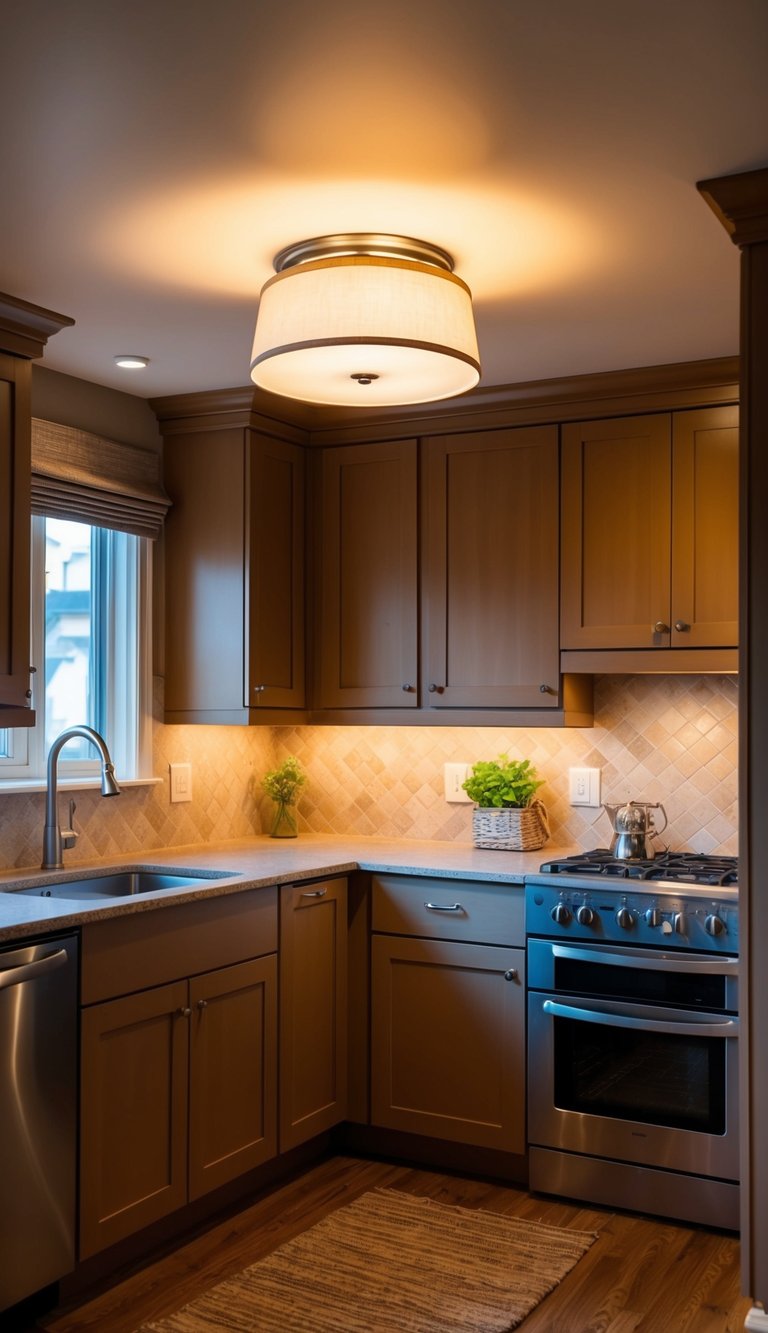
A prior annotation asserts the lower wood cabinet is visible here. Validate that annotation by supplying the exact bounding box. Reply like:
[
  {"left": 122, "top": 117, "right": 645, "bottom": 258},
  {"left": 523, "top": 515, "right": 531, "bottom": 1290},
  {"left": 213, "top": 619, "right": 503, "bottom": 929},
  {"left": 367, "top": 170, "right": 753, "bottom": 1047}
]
[
  {"left": 80, "top": 954, "right": 277, "bottom": 1258},
  {"left": 371, "top": 933, "right": 526, "bottom": 1153},
  {"left": 279, "top": 878, "right": 348, "bottom": 1150}
]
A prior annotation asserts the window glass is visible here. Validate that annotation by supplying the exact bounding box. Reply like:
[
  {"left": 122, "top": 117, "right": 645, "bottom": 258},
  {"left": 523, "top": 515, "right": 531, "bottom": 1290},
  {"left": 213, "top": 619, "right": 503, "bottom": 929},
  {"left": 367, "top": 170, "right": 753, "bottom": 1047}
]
[{"left": 44, "top": 519, "right": 94, "bottom": 758}]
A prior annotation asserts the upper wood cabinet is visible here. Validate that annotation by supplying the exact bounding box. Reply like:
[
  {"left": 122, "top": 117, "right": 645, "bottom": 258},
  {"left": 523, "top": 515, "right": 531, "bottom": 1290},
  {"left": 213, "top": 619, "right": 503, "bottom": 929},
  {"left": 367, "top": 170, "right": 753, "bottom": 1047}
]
[
  {"left": 561, "top": 407, "right": 738, "bottom": 652},
  {"left": 314, "top": 426, "right": 574, "bottom": 719},
  {"left": 0, "top": 295, "right": 72, "bottom": 724},
  {"left": 315, "top": 440, "right": 418, "bottom": 709},
  {"left": 163, "top": 427, "right": 305, "bottom": 722},
  {"left": 422, "top": 426, "right": 560, "bottom": 708}
]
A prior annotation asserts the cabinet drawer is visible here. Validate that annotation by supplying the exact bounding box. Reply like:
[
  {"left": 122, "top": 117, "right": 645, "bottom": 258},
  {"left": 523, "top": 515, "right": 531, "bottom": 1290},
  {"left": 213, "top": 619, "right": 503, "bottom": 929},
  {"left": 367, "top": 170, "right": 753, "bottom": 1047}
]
[
  {"left": 82, "top": 887, "right": 278, "bottom": 1003},
  {"left": 371, "top": 874, "right": 523, "bottom": 946}
]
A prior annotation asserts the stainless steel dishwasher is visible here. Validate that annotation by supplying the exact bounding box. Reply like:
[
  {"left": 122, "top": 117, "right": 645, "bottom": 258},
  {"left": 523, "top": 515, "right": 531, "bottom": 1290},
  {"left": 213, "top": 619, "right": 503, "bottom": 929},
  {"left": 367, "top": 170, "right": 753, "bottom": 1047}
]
[{"left": 0, "top": 933, "right": 78, "bottom": 1313}]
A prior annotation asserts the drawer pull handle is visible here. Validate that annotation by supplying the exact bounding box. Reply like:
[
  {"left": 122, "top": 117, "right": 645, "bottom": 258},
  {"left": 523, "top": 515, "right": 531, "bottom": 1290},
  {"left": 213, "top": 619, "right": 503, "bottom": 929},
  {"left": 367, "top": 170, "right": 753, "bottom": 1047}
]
[
  {"left": 424, "top": 902, "right": 463, "bottom": 912},
  {"left": 301, "top": 888, "right": 328, "bottom": 898},
  {"left": 504, "top": 969, "right": 518, "bottom": 981}
]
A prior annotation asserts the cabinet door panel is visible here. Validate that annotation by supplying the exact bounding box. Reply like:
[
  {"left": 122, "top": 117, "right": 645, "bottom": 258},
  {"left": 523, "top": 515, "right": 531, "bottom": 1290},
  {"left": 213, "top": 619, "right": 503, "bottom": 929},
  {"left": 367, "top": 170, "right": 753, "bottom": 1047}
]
[
  {"left": 247, "top": 434, "right": 305, "bottom": 707},
  {"left": 188, "top": 955, "right": 277, "bottom": 1200},
  {"left": 279, "top": 879, "right": 348, "bottom": 1150},
  {"left": 423, "top": 427, "right": 559, "bottom": 707},
  {"left": 561, "top": 415, "right": 672, "bottom": 648},
  {"left": 318, "top": 441, "right": 418, "bottom": 707},
  {"left": 371, "top": 935, "right": 525, "bottom": 1152},
  {"left": 671, "top": 406, "right": 738, "bottom": 647},
  {"left": 80, "top": 981, "right": 189, "bottom": 1258},
  {"left": 0, "top": 354, "right": 33, "bottom": 719}
]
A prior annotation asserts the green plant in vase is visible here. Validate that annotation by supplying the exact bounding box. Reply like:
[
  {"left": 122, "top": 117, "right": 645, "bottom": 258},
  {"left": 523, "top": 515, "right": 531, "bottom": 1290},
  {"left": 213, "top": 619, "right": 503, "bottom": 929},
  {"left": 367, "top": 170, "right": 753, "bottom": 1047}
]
[
  {"left": 261, "top": 755, "right": 306, "bottom": 838},
  {"left": 462, "top": 754, "right": 543, "bottom": 808}
]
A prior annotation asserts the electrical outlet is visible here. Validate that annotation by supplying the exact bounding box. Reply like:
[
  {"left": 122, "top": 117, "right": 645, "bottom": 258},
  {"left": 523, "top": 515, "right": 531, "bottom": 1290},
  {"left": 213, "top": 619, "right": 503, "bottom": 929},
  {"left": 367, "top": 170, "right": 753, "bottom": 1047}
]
[
  {"left": 569, "top": 766, "right": 601, "bottom": 807},
  {"left": 170, "top": 762, "right": 192, "bottom": 803},
  {"left": 444, "top": 762, "right": 472, "bottom": 803}
]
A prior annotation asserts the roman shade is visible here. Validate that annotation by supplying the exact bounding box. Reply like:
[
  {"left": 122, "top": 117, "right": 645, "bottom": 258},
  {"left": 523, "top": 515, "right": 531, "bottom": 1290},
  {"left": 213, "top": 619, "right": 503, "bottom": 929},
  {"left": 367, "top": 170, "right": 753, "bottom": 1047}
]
[{"left": 31, "top": 418, "right": 170, "bottom": 539}]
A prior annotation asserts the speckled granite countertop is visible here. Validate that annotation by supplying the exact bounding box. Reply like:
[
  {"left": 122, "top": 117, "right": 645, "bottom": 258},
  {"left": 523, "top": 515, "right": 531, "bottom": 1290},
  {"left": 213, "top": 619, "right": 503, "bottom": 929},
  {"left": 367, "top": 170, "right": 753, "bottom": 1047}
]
[{"left": 0, "top": 834, "right": 578, "bottom": 942}]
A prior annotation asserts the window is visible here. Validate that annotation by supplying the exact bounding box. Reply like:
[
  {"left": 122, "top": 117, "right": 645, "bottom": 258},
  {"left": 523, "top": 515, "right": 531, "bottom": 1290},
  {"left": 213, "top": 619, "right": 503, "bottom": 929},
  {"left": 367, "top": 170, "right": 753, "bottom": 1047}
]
[{"left": 0, "top": 516, "right": 151, "bottom": 784}]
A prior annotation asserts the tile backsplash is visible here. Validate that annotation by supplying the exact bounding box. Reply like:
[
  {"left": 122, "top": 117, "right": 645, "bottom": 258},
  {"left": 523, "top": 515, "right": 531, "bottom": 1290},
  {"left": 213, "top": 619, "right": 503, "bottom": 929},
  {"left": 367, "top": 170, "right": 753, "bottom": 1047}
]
[{"left": 0, "top": 674, "right": 738, "bottom": 870}]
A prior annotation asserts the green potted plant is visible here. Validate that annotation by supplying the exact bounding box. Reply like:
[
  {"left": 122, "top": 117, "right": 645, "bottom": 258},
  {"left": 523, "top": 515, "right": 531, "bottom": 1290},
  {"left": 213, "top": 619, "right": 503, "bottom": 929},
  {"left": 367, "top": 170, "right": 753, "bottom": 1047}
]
[
  {"left": 261, "top": 755, "right": 306, "bottom": 838},
  {"left": 462, "top": 753, "right": 549, "bottom": 851}
]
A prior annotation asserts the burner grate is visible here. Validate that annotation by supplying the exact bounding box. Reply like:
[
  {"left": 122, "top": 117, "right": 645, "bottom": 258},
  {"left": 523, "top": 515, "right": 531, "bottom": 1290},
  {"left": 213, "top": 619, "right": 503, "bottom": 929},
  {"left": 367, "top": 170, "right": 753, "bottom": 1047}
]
[{"left": 539, "top": 848, "right": 738, "bottom": 887}]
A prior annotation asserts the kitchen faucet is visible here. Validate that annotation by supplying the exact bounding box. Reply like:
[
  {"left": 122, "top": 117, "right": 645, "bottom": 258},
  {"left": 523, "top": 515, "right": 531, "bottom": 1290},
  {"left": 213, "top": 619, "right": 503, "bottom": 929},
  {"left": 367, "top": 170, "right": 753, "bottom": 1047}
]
[{"left": 42, "top": 725, "right": 121, "bottom": 869}]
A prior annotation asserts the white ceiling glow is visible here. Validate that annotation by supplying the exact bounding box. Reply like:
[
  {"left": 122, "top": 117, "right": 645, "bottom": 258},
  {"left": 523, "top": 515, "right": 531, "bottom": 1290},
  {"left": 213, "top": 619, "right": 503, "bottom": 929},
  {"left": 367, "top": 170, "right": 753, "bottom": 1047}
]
[
  {"left": 113, "top": 355, "right": 149, "bottom": 370},
  {"left": 250, "top": 234, "right": 480, "bottom": 407}
]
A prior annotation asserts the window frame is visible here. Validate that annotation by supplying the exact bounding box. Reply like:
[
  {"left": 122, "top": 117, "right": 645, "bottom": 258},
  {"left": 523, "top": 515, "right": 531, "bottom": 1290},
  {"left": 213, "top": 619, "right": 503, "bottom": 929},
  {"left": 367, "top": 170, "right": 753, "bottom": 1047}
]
[{"left": 0, "top": 516, "right": 152, "bottom": 785}]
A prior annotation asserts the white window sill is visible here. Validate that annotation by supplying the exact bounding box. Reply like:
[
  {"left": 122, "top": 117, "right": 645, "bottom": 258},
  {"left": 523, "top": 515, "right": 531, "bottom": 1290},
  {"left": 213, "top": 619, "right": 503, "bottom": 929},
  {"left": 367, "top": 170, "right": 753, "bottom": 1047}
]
[{"left": 0, "top": 776, "right": 164, "bottom": 795}]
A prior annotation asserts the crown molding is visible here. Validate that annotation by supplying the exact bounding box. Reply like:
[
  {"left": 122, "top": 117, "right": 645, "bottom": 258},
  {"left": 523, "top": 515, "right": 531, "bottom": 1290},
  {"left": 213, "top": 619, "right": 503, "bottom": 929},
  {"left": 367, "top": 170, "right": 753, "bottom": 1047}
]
[
  {"left": 698, "top": 166, "right": 768, "bottom": 247},
  {"left": 149, "top": 356, "right": 739, "bottom": 443},
  {"left": 0, "top": 292, "right": 74, "bottom": 361}
]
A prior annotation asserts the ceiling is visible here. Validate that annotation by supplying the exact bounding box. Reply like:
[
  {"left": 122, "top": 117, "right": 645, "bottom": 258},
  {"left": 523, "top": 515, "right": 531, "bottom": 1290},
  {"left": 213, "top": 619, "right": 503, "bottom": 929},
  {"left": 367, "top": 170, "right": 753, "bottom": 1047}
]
[{"left": 2, "top": 0, "right": 767, "bottom": 403}]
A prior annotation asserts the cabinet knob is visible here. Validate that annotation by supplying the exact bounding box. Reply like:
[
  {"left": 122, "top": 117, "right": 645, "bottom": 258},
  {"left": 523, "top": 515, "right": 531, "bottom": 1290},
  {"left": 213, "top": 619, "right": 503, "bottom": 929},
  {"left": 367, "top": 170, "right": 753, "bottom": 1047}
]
[
  {"left": 197, "top": 998, "right": 208, "bottom": 1010},
  {"left": 178, "top": 1006, "right": 192, "bottom": 1018},
  {"left": 402, "top": 683, "right": 414, "bottom": 692},
  {"left": 504, "top": 969, "right": 518, "bottom": 981},
  {"left": 539, "top": 683, "right": 554, "bottom": 695},
  {"left": 428, "top": 683, "right": 443, "bottom": 693},
  {"left": 674, "top": 620, "right": 691, "bottom": 633},
  {"left": 653, "top": 622, "right": 670, "bottom": 634},
  {"left": 253, "top": 684, "right": 266, "bottom": 694}
]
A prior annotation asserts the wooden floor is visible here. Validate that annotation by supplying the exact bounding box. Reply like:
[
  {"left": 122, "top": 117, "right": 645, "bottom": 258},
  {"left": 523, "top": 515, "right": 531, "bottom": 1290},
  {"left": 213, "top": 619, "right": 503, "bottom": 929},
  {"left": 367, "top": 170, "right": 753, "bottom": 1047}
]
[{"left": 34, "top": 1154, "right": 751, "bottom": 1333}]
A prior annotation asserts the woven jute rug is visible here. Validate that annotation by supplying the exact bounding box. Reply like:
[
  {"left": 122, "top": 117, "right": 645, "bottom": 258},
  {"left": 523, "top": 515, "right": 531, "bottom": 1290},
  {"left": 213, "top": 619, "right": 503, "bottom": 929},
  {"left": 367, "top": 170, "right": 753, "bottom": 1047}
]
[{"left": 135, "top": 1187, "right": 596, "bottom": 1332}]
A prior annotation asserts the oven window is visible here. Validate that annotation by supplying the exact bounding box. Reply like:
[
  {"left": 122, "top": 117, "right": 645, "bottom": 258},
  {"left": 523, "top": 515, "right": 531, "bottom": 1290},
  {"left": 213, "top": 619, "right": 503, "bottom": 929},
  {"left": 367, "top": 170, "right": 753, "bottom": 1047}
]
[
  {"left": 553, "top": 1016, "right": 726, "bottom": 1134},
  {"left": 553, "top": 958, "right": 728, "bottom": 1011}
]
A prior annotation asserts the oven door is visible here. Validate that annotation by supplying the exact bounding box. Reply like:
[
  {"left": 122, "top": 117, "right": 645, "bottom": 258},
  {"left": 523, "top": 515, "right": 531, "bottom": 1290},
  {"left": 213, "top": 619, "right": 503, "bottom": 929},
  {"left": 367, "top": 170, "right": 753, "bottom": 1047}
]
[{"left": 528, "top": 951, "right": 739, "bottom": 1182}]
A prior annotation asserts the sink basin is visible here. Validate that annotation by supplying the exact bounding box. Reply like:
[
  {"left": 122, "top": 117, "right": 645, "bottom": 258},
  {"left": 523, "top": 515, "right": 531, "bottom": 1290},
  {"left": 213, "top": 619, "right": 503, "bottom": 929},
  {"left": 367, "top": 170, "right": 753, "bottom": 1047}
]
[{"left": 8, "top": 868, "right": 235, "bottom": 900}]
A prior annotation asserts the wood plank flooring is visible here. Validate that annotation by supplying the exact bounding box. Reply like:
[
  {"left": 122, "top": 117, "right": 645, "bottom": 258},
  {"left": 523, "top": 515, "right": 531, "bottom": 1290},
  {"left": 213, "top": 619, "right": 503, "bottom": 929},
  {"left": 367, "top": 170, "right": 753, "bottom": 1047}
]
[{"left": 35, "top": 1154, "right": 751, "bottom": 1333}]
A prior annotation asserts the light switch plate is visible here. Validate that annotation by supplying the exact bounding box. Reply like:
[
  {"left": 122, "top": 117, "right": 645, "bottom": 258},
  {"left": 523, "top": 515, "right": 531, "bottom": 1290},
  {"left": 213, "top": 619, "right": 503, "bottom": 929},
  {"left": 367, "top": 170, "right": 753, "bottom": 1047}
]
[
  {"left": 170, "top": 762, "right": 192, "bottom": 803},
  {"left": 569, "top": 766, "right": 601, "bottom": 807},
  {"left": 444, "top": 762, "right": 472, "bottom": 803}
]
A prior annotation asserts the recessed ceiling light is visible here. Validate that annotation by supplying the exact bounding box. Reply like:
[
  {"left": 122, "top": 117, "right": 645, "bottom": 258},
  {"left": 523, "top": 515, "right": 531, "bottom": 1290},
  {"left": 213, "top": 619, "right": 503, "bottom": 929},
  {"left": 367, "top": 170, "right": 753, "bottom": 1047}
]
[{"left": 114, "top": 354, "right": 149, "bottom": 369}]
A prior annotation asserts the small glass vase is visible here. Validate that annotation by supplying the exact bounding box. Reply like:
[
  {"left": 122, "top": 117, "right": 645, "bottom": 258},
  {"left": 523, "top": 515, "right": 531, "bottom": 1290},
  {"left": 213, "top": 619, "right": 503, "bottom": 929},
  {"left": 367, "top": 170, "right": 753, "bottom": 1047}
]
[{"left": 270, "top": 798, "right": 298, "bottom": 838}]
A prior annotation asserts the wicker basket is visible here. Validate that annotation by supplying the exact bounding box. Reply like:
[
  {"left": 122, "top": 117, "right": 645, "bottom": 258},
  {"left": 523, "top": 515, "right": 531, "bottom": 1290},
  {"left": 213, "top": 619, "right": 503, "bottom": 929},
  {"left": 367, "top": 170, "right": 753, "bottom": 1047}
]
[{"left": 471, "top": 799, "right": 550, "bottom": 851}]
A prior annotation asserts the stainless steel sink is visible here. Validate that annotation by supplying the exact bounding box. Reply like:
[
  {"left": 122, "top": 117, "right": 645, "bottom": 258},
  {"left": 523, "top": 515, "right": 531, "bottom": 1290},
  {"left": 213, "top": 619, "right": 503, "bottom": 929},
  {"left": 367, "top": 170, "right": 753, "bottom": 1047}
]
[{"left": 8, "top": 869, "right": 235, "bottom": 900}]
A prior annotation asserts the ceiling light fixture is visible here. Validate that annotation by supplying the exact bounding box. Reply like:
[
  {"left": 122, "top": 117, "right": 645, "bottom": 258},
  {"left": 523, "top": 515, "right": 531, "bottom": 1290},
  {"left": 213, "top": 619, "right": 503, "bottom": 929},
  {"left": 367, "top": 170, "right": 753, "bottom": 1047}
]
[
  {"left": 114, "top": 354, "right": 149, "bottom": 369},
  {"left": 250, "top": 234, "right": 480, "bottom": 407}
]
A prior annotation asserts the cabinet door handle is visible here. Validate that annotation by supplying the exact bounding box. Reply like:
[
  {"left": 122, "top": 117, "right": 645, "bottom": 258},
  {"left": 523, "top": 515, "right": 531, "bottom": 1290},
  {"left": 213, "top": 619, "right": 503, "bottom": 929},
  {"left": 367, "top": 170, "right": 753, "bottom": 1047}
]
[
  {"left": 301, "top": 888, "right": 327, "bottom": 898},
  {"left": 402, "top": 683, "right": 414, "bottom": 692},
  {"left": 197, "top": 999, "right": 208, "bottom": 1010},
  {"left": 504, "top": 969, "right": 518, "bottom": 981},
  {"left": 674, "top": 620, "right": 691, "bottom": 632},
  {"left": 428, "top": 683, "right": 443, "bottom": 694},
  {"left": 424, "top": 902, "right": 463, "bottom": 912},
  {"left": 653, "top": 622, "right": 670, "bottom": 634},
  {"left": 178, "top": 1007, "right": 191, "bottom": 1018},
  {"left": 253, "top": 684, "right": 266, "bottom": 694}
]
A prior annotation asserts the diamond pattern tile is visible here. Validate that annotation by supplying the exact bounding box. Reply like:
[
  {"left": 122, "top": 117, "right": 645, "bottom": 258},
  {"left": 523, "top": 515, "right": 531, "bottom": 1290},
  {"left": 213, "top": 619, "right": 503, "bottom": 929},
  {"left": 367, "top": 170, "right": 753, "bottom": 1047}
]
[{"left": 0, "top": 674, "right": 738, "bottom": 870}]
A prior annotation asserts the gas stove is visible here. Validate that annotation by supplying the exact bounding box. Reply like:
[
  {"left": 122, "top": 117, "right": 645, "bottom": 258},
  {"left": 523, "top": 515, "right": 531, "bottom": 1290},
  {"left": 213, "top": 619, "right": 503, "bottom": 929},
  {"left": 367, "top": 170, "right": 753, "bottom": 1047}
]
[
  {"left": 527, "top": 848, "right": 739, "bottom": 953},
  {"left": 539, "top": 848, "right": 738, "bottom": 887}
]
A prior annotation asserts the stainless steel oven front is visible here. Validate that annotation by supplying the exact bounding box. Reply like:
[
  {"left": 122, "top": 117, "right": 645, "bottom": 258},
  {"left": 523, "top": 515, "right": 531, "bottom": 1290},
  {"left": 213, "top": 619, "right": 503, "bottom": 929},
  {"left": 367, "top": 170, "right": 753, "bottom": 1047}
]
[{"left": 527, "top": 935, "right": 740, "bottom": 1230}]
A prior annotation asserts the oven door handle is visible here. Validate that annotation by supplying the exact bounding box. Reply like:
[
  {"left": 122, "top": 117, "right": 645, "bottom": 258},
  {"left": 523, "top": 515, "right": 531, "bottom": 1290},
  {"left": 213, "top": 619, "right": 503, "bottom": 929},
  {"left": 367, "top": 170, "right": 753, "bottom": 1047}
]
[
  {"left": 550, "top": 943, "right": 739, "bottom": 976},
  {"left": 542, "top": 998, "right": 740, "bottom": 1039}
]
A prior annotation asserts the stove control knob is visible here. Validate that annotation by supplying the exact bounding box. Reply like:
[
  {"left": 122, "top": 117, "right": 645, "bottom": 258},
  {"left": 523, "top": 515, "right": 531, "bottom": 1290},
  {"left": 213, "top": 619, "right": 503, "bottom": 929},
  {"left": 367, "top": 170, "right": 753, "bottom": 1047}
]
[
  {"left": 673, "top": 912, "right": 687, "bottom": 935},
  {"left": 616, "top": 906, "right": 636, "bottom": 930},
  {"left": 645, "top": 907, "right": 663, "bottom": 927},
  {"left": 576, "top": 904, "right": 595, "bottom": 926},
  {"left": 551, "top": 901, "right": 572, "bottom": 926},
  {"left": 705, "top": 912, "right": 727, "bottom": 937}
]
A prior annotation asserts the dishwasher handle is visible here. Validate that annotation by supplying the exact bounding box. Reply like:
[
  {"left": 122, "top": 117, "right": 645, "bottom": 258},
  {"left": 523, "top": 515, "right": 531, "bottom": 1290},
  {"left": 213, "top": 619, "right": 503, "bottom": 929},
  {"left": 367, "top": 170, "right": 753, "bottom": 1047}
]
[{"left": 0, "top": 947, "right": 68, "bottom": 992}]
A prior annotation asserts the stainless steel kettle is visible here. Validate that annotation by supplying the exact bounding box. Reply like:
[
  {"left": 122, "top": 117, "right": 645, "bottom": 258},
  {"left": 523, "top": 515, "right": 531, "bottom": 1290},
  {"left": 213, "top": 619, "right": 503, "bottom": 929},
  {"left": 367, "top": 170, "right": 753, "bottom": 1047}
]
[{"left": 602, "top": 800, "right": 668, "bottom": 860}]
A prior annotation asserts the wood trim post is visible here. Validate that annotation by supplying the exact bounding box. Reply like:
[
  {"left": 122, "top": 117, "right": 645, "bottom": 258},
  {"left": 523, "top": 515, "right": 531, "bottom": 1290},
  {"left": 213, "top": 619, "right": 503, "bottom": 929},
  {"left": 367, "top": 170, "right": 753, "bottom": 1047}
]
[{"left": 698, "top": 166, "right": 768, "bottom": 1311}]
